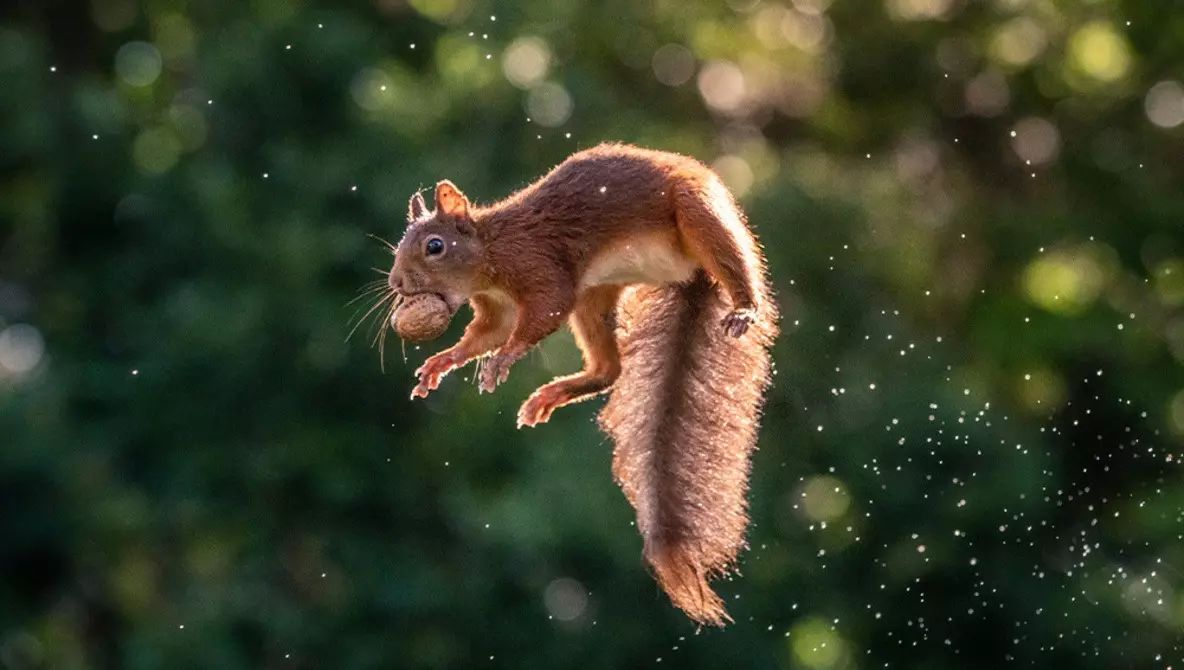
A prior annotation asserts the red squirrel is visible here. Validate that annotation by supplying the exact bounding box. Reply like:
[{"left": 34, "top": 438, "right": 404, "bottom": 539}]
[{"left": 386, "top": 142, "right": 778, "bottom": 626}]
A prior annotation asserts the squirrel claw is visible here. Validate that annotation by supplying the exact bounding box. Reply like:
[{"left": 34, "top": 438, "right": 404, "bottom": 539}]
[
  {"left": 721, "top": 308, "right": 756, "bottom": 338},
  {"left": 517, "top": 388, "right": 562, "bottom": 428},
  {"left": 479, "top": 353, "right": 516, "bottom": 394}
]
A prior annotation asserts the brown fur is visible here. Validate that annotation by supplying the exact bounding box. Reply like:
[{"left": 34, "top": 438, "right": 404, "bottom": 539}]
[{"left": 386, "top": 143, "right": 779, "bottom": 625}]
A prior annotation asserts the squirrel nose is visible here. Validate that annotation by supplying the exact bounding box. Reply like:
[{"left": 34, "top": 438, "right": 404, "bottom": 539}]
[{"left": 388, "top": 270, "right": 403, "bottom": 292}]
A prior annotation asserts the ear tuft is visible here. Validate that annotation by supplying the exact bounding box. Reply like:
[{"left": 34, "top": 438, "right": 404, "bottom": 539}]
[
  {"left": 408, "top": 191, "right": 427, "bottom": 221},
  {"left": 434, "top": 180, "right": 470, "bottom": 219}
]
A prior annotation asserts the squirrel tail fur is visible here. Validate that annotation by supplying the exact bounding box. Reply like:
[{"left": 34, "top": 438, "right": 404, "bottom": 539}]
[{"left": 600, "top": 264, "right": 777, "bottom": 626}]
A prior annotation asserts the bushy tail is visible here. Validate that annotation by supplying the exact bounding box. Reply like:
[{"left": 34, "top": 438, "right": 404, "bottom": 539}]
[{"left": 599, "top": 270, "right": 777, "bottom": 626}]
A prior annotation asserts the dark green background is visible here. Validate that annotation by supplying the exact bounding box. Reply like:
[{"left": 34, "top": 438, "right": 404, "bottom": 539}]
[{"left": 2, "top": 0, "right": 1182, "bottom": 668}]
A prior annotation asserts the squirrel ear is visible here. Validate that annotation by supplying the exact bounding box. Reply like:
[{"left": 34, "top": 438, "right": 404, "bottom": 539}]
[
  {"left": 408, "top": 191, "right": 427, "bottom": 221},
  {"left": 434, "top": 180, "right": 470, "bottom": 219}
]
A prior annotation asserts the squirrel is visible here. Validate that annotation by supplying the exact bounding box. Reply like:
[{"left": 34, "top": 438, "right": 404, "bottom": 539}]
[{"left": 386, "top": 142, "right": 779, "bottom": 626}]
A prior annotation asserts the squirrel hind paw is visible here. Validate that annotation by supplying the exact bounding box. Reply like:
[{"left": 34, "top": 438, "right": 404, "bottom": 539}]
[{"left": 720, "top": 308, "right": 756, "bottom": 338}]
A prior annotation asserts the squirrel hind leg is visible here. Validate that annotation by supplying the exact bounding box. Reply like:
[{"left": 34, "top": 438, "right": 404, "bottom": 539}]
[
  {"left": 518, "top": 286, "right": 622, "bottom": 428},
  {"left": 517, "top": 372, "right": 616, "bottom": 427},
  {"left": 672, "top": 180, "right": 763, "bottom": 320}
]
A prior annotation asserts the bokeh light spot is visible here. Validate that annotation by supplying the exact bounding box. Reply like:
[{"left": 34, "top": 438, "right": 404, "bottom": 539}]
[
  {"left": 115, "top": 41, "right": 163, "bottom": 87},
  {"left": 0, "top": 324, "right": 44, "bottom": 376},
  {"left": 132, "top": 127, "right": 182, "bottom": 174},
  {"left": 409, "top": 0, "right": 470, "bottom": 24},
  {"left": 789, "top": 616, "right": 847, "bottom": 668},
  {"left": 154, "top": 13, "right": 195, "bottom": 62},
  {"left": 799, "top": 476, "right": 852, "bottom": 522},
  {"left": 502, "top": 37, "right": 551, "bottom": 90},
  {"left": 886, "top": 0, "right": 953, "bottom": 22},
  {"left": 1166, "top": 390, "right": 1184, "bottom": 437},
  {"left": 965, "top": 70, "right": 1010, "bottom": 116},
  {"left": 1068, "top": 21, "right": 1131, "bottom": 84},
  {"left": 350, "top": 67, "right": 395, "bottom": 111},
  {"left": 1018, "top": 367, "right": 1067, "bottom": 413},
  {"left": 990, "top": 16, "right": 1047, "bottom": 67},
  {"left": 793, "top": 0, "right": 834, "bottom": 15},
  {"left": 437, "top": 34, "right": 495, "bottom": 90},
  {"left": 779, "top": 9, "right": 829, "bottom": 53},
  {"left": 168, "top": 104, "right": 207, "bottom": 151},
  {"left": 1022, "top": 246, "right": 1112, "bottom": 316},
  {"left": 543, "top": 577, "right": 587, "bottom": 622},
  {"left": 526, "top": 82, "right": 573, "bottom": 127},
  {"left": 698, "top": 61, "right": 746, "bottom": 114},
  {"left": 652, "top": 44, "right": 695, "bottom": 87},
  {"left": 1144, "top": 80, "right": 1184, "bottom": 129},
  {"left": 1154, "top": 259, "right": 1184, "bottom": 305},
  {"left": 1009, "top": 117, "right": 1060, "bottom": 166}
]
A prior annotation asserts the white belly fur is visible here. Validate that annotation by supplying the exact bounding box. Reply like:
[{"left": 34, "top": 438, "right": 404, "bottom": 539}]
[{"left": 579, "top": 232, "right": 700, "bottom": 289}]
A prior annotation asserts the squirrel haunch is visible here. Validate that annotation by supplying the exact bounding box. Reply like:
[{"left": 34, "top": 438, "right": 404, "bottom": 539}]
[{"left": 384, "top": 142, "right": 779, "bottom": 626}]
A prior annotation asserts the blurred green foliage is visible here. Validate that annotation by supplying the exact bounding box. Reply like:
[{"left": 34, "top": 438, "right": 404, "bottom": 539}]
[{"left": 1, "top": 0, "right": 1183, "bottom": 668}]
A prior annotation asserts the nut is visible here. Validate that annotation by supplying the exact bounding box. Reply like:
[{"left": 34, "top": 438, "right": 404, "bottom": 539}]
[{"left": 392, "top": 293, "right": 452, "bottom": 341}]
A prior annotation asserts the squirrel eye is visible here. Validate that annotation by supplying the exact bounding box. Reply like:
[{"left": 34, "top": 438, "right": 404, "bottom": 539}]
[{"left": 425, "top": 237, "right": 445, "bottom": 256}]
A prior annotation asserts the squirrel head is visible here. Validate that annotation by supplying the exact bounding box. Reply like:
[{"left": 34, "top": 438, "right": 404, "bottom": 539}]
[{"left": 388, "top": 180, "right": 483, "bottom": 314}]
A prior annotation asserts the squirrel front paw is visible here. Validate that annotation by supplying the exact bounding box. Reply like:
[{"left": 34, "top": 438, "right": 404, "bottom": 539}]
[
  {"left": 411, "top": 350, "right": 462, "bottom": 399},
  {"left": 478, "top": 352, "right": 517, "bottom": 394},
  {"left": 721, "top": 307, "right": 756, "bottom": 338}
]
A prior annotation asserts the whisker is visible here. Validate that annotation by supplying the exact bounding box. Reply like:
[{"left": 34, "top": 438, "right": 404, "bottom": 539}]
[
  {"left": 357, "top": 278, "right": 388, "bottom": 290},
  {"left": 346, "top": 290, "right": 395, "bottom": 343},
  {"left": 349, "top": 279, "right": 388, "bottom": 296},
  {"left": 347, "top": 283, "right": 390, "bottom": 307},
  {"left": 378, "top": 305, "right": 388, "bottom": 373},
  {"left": 369, "top": 293, "right": 402, "bottom": 351},
  {"left": 375, "top": 294, "right": 405, "bottom": 373},
  {"left": 366, "top": 233, "right": 398, "bottom": 253},
  {"left": 369, "top": 297, "right": 390, "bottom": 350},
  {"left": 345, "top": 290, "right": 387, "bottom": 335}
]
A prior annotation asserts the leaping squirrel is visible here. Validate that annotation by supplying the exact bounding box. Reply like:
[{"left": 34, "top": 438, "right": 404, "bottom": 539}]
[{"left": 386, "top": 142, "right": 779, "bottom": 626}]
